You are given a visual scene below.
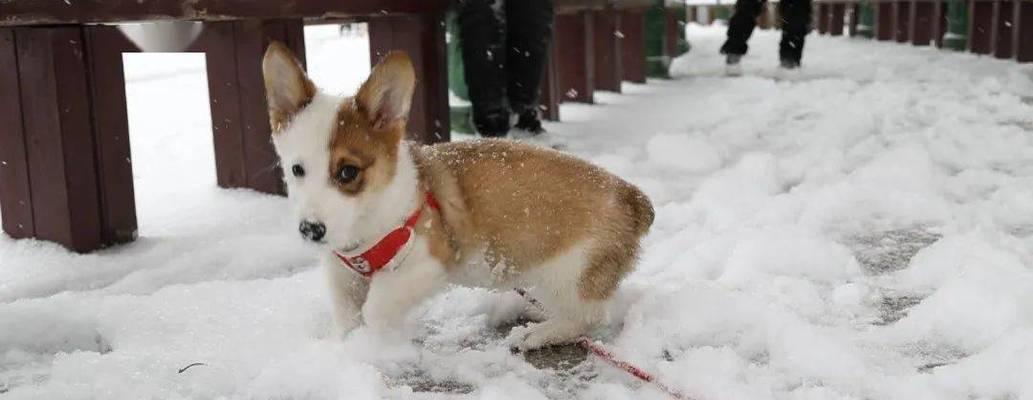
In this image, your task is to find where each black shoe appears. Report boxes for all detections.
[780,58,801,69]
[472,109,510,138]
[725,54,743,76]
[513,109,545,136]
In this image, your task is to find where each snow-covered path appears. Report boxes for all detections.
[3,25,1033,399]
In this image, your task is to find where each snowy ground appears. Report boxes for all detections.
[3,24,1033,399]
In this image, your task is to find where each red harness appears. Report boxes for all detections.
[333,192,440,278]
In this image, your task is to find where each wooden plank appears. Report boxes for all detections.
[555,11,595,103]
[830,3,847,35]
[934,0,947,46]
[15,26,103,252]
[0,28,33,239]
[619,9,647,83]
[593,9,623,93]
[912,0,935,44]
[0,0,451,26]
[233,20,297,195]
[83,25,139,244]
[197,22,247,190]
[969,0,995,54]
[540,38,561,121]
[896,1,913,42]
[994,0,1014,58]
[818,3,831,33]
[1017,0,1033,62]
[368,13,450,144]
[848,2,860,36]
[876,2,895,39]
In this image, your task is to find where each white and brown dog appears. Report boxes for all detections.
[261,42,654,350]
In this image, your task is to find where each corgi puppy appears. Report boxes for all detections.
[261,42,654,350]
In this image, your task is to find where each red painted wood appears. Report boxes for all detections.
[830,3,846,35]
[196,22,247,191]
[83,25,139,244]
[594,9,623,93]
[0,0,451,26]
[970,0,995,54]
[540,38,561,121]
[876,2,895,40]
[1017,0,1033,62]
[619,9,647,83]
[935,0,948,46]
[555,11,595,103]
[848,3,860,36]
[895,1,913,42]
[367,13,450,144]
[912,1,935,45]
[197,20,307,196]
[995,0,1015,58]
[14,27,103,252]
[0,28,34,240]
[663,7,682,58]
[818,3,831,33]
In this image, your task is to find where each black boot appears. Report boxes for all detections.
[471,108,511,138]
[513,108,545,135]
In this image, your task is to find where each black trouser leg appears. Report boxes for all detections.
[779,0,812,63]
[458,0,510,136]
[504,0,554,115]
[720,0,765,55]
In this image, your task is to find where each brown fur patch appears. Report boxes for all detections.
[411,139,655,299]
[328,100,404,197]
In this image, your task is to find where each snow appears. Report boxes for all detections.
[3,23,1033,399]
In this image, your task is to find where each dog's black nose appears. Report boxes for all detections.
[299,220,326,242]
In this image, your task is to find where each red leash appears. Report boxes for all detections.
[513,289,689,400]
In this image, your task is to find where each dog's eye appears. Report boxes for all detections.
[336,165,360,184]
[291,164,305,178]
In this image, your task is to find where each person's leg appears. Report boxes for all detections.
[779,0,812,66]
[505,0,554,134]
[458,0,510,137]
[720,0,766,57]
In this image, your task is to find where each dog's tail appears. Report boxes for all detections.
[619,183,655,237]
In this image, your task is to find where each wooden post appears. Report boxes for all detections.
[818,3,831,33]
[830,3,847,34]
[994,0,1015,58]
[849,2,861,35]
[969,0,995,54]
[594,9,623,93]
[933,0,947,46]
[876,2,896,39]
[1017,0,1033,61]
[895,0,913,41]
[912,0,936,44]
[0,28,33,241]
[0,26,139,252]
[197,20,306,196]
[620,9,647,83]
[555,11,595,103]
[540,39,561,121]
[368,13,450,144]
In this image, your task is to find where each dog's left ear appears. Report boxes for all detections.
[262,41,316,133]
[356,51,416,131]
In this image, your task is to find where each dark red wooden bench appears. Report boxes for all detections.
[540,0,681,121]
[0,1,449,252]
[811,0,1031,61]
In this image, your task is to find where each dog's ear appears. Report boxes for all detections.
[262,41,316,133]
[355,51,416,132]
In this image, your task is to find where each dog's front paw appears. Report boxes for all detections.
[507,320,584,351]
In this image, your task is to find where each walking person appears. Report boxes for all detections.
[721,0,812,73]
[457,0,554,137]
